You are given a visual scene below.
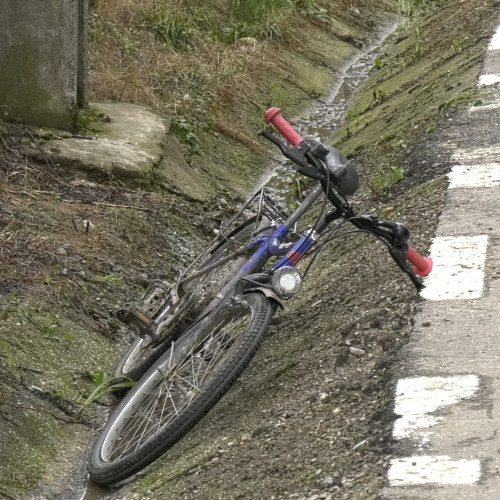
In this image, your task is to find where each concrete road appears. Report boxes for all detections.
[382,21,500,500]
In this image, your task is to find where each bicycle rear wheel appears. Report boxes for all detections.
[114,222,268,382]
[90,292,272,484]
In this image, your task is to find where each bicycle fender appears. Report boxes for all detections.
[244,286,284,310]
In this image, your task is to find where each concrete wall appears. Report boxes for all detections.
[0,0,88,130]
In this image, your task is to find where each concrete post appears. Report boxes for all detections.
[0,0,88,131]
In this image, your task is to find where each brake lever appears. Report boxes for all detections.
[258,130,325,181]
[389,245,424,290]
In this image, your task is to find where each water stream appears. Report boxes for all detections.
[256,21,398,207]
[79,21,398,500]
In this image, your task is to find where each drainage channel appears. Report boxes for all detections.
[77,22,398,500]
[255,21,398,207]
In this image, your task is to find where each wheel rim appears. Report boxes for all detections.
[101,302,254,463]
[121,338,154,374]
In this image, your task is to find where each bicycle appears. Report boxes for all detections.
[88,107,433,485]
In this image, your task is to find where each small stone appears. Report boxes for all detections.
[251,423,271,437]
[349,347,366,357]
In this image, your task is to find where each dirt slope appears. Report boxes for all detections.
[0,1,498,499]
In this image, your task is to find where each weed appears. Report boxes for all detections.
[370,88,387,108]
[398,0,444,17]
[346,110,355,137]
[0,341,14,369]
[76,106,110,135]
[226,0,292,41]
[290,173,302,198]
[142,7,203,50]
[170,117,199,149]
[18,308,62,339]
[438,90,479,114]
[274,362,297,380]
[270,79,287,110]
[451,37,463,55]
[75,372,135,417]
[291,0,330,23]
[374,57,383,69]
[415,177,446,196]
[370,164,404,198]
[228,0,289,23]
[93,274,124,286]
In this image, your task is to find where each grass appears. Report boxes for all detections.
[369,164,404,198]
[74,372,135,418]
[398,0,447,16]
[88,0,395,139]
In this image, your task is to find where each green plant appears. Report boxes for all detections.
[451,37,463,55]
[438,90,479,114]
[370,164,404,197]
[374,57,383,69]
[225,0,293,41]
[18,308,62,339]
[76,106,110,135]
[291,0,329,23]
[170,116,199,149]
[0,341,14,369]
[370,88,387,108]
[346,109,355,137]
[93,274,124,286]
[75,372,135,417]
[290,173,302,198]
[142,7,208,50]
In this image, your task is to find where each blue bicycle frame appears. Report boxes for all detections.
[200,183,325,313]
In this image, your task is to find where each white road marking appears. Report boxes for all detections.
[469,102,500,112]
[488,25,500,50]
[478,74,500,86]
[420,235,488,301]
[388,456,481,486]
[448,163,500,188]
[452,145,500,163]
[393,375,479,445]
[388,19,499,494]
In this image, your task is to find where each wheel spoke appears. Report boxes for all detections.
[101,299,258,464]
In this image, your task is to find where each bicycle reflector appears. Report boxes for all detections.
[272,267,302,299]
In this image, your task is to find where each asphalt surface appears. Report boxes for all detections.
[382,21,500,500]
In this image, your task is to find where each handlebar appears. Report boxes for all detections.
[407,245,433,276]
[265,107,304,147]
[261,106,433,288]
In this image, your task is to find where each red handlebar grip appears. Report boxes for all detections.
[408,245,433,276]
[265,107,304,147]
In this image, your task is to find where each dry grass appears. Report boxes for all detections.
[87,0,386,127]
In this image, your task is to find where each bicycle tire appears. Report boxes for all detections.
[89,292,272,485]
[113,222,267,382]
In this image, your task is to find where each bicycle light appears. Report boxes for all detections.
[272,266,302,299]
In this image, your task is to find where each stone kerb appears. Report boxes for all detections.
[0,0,88,130]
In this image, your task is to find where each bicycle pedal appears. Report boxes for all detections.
[117,307,157,341]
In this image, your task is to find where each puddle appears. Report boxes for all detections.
[80,480,112,500]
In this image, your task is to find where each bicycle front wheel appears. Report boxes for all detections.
[89,292,272,485]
